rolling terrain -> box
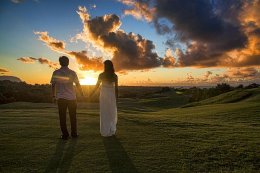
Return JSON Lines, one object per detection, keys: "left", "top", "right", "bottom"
{"left": 0, "top": 88, "right": 259, "bottom": 172}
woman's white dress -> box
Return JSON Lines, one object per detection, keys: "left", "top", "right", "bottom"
{"left": 99, "top": 81, "right": 117, "bottom": 137}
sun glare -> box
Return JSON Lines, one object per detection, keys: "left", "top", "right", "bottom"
{"left": 80, "top": 76, "right": 97, "bottom": 85}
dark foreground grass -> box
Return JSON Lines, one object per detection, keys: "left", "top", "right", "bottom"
{"left": 0, "top": 99, "right": 259, "bottom": 172}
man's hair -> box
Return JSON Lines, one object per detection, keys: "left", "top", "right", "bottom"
{"left": 59, "top": 56, "right": 69, "bottom": 66}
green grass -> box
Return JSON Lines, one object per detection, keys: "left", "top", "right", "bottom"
{"left": 183, "top": 88, "right": 260, "bottom": 107}
{"left": 0, "top": 91, "right": 260, "bottom": 172}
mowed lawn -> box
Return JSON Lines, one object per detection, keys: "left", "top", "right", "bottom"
{"left": 0, "top": 98, "right": 259, "bottom": 172}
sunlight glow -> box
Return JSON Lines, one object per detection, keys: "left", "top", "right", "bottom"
{"left": 80, "top": 76, "right": 97, "bottom": 85}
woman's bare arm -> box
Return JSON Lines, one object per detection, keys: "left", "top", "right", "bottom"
{"left": 90, "top": 79, "right": 101, "bottom": 97}
{"left": 115, "top": 76, "right": 118, "bottom": 102}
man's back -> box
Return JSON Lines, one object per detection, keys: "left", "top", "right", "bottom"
{"left": 51, "top": 66, "right": 79, "bottom": 100}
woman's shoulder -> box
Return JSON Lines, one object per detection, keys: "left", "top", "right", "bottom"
{"left": 98, "top": 72, "right": 105, "bottom": 80}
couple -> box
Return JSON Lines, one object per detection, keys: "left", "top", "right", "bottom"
{"left": 51, "top": 56, "right": 118, "bottom": 139}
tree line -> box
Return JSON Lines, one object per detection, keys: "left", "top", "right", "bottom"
{"left": 0, "top": 80, "right": 259, "bottom": 104}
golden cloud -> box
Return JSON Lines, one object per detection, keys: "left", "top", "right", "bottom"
{"left": 17, "top": 57, "right": 58, "bottom": 69}
{"left": 0, "top": 68, "right": 9, "bottom": 73}
{"left": 34, "top": 31, "right": 103, "bottom": 71}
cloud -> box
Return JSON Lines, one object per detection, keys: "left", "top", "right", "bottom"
{"left": 181, "top": 67, "right": 260, "bottom": 85}
{"left": 76, "top": 6, "right": 163, "bottom": 71}
{"left": 17, "top": 57, "right": 58, "bottom": 69}
{"left": 68, "top": 51, "right": 103, "bottom": 71}
{"left": 0, "top": 68, "right": 9, "bottom": 74}
{"left": 119, "top": 0, "right": 260, "bottom": 68}
{"left": 226, "top": 67, "right": 259, "bottom": 79}
{"left": 186, "top": 73, "right": 195, "bottom": 82}
{"left": 204, "top": 71, "right": 213, "bottom": 79}
{"left": 209, "top": 67, "right": 260, "bottom": 84}
{"left": 38, "top": 58, "right": 59, "bottom": 69}
{"left": 34, "top": 31, "right": 103, "bottom": 71}
{"left": 154, "top": 0, "right": 248, "bottom": 67}
{"left": 17, "top": 57, "right": 37, "bottom": 63}
{"left": 162, "top": 49, "right": 176, "bottom": 67}
{"left": 33, "top": 6, "right": 178, "bottom": 72}
{"left": 34, "top": 31, "right": 65, "bottom": 53}
{"left": 118, "top": 0, "right": 155, "bottom": 22}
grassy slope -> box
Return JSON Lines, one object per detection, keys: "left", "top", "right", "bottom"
{"left": 183, "top": 88, "right": 260, "bottom": 107}
{"left": 0, "top": 90, "right": 259, "bottom": 172}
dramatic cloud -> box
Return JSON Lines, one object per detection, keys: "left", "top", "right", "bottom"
{"left": 119, "top": 0, "right": 260, "bottom": 68}
{"left": 33, "top": 4, "right": 259, "bottom": 75}
{"left": 34, "top": 31, "right": 103, "bottom": 71}
{"left": 76, "top": 6, "right": 164, "bottom": 71}
{"left": 0, "top": 68, "right": 9, "bottom": 74}
{"left": 33, "top": 6, "right": 177, "bottom": 72}
{"left": 17, "top": 57, "right": 59, "bottom": 69}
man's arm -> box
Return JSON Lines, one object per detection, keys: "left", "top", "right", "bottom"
{"left": 51, "top": 83, "right": 56, "bottom": 97}
{"left": 74, "top": 72, "right": 84, "bottom": 96}
{"left": 75, "top": 81, "right": 84, "bottom": 96}
{"left": 50, "top": 71, "right": 56, "bottom": 103}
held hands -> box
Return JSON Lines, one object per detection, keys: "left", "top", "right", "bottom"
{"left": 88, "top": 92, "right": 95, "bottom": 102}
{"left": 78, "top": 92, "right": 94, "bottom": 102}
{"left": 78, "top": 92, "right": 87, "bottom": 101}
{"left": 89, "top": 92, "right": 94, "bottom": 98}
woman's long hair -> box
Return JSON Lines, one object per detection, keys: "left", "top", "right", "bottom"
{"left": 103, "top": 60, "right": 116, "bottom": 82}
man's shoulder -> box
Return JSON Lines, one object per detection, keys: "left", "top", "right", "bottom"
{"left": 68, "top": 68, "right": 77, "bottom": 75}
{"left": 52, "top": 69, "right": 60, "bottom": 74}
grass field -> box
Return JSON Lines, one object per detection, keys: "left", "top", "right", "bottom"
{"left": 0, "top": 88, "right": 260, "bottom": 172}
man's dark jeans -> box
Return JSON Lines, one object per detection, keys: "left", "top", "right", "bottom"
{"left": 57, "top": 98, "right": 77, "bottom": 137}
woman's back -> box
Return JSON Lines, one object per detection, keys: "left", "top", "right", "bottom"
{"left": 99, "top": 72, "right": 117, "bottom": 87}
{"left": 99, "top": 72, "right": 118, "bottom": 137}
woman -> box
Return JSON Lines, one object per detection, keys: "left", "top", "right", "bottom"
{"left": 90, "top": 60, "right": 118, "bottom": 137}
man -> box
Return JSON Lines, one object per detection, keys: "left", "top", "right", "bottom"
{"left": 51, "top": 56, "right": 84, "bottom": 140}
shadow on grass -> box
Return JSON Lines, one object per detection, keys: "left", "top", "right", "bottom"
{"left": 103, "top": 136, "right": 138, "bottom": 173}
{"left": 45, "top": 139, "right": 77, "bottom": 173}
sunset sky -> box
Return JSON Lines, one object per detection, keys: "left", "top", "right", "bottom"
{"left": 0, "top": 0, "right": 259, "bottom": 86}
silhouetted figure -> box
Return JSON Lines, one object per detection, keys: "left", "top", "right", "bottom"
{"left": 90, "top": 60, "right": 118, "bottom": 137}
{"left": 51, "top": 56, "right": 84, "bottom": 140}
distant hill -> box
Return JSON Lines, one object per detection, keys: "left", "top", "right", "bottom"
{"left": 0, "top": 76, "right": 22, "bottom": 82}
